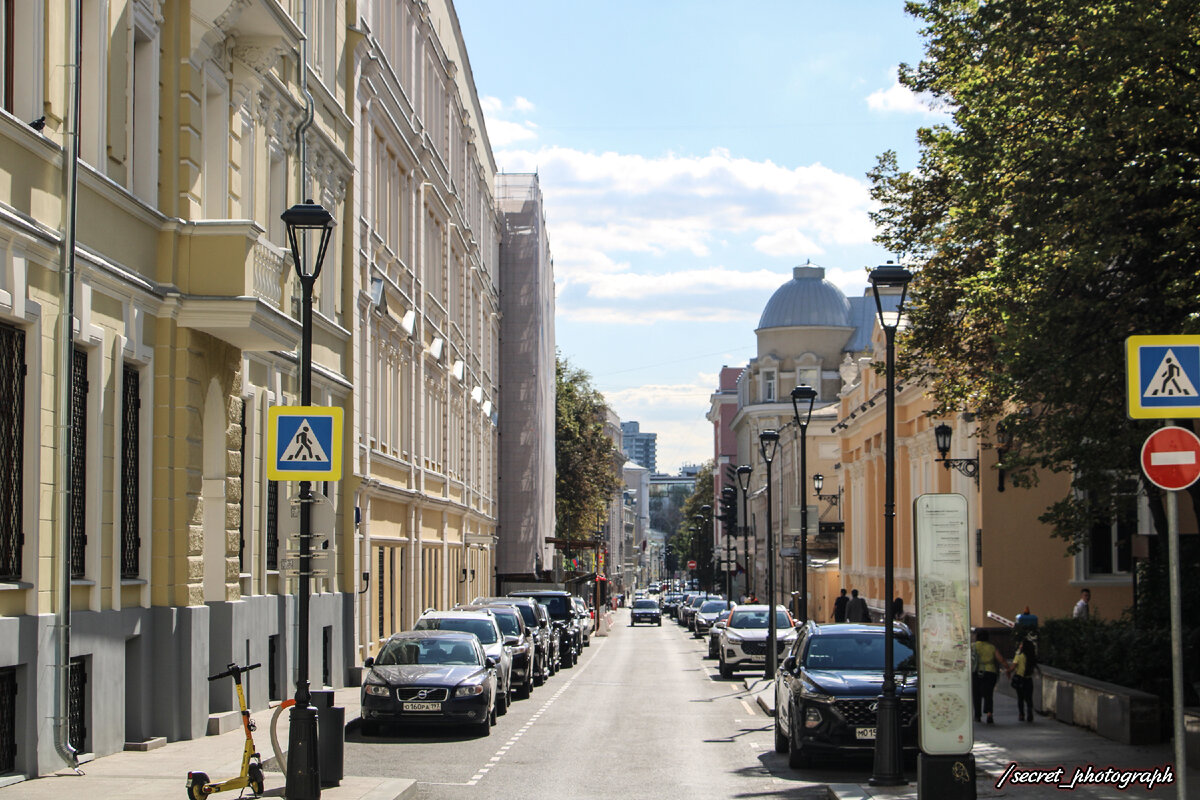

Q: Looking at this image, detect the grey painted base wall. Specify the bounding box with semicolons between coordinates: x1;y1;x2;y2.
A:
1;591;350;778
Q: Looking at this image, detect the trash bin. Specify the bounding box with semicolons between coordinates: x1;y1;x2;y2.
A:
308;690;344;787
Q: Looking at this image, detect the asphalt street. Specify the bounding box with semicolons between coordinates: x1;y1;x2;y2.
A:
341;608;838;799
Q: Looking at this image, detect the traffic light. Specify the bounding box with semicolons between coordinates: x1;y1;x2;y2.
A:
718;486;738;527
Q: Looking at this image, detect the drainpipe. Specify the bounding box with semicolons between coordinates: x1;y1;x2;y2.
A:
53;0;82;771
296;0;314;201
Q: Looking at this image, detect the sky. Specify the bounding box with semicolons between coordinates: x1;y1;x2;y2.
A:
454;1;947;474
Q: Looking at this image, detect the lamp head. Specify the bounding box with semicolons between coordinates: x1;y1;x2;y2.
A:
812;473;824;493
869;262;913;331
759;429;780;464
735;464;752;491
281;199;336;278
790;384;818;428
934;422;953;458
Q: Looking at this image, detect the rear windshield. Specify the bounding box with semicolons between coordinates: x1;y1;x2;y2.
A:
414;617;498;644
534;596;570;620
492;611;521;637
728;609;791;629
804;634;916;671
632;599;658;609
375;638;480;666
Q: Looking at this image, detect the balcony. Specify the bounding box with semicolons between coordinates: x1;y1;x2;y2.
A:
173;221;299;352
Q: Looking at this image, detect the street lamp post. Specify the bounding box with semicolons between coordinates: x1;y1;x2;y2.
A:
721;485;737;603
736;465;753;600
868;262;912;787
790;385;817;623
281;200;336;800
758;430;780;679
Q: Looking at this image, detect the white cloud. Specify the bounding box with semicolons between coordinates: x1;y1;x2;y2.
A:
754;230;824;258
486;118;538;147
513;96;535;112
866;70;949;117
558;306;757;325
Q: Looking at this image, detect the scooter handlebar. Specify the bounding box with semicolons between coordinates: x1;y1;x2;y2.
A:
208;662;262;682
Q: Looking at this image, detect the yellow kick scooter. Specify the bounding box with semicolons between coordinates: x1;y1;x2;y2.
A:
185;662;266;799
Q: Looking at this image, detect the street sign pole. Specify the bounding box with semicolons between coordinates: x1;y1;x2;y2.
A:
1166;473;1187;800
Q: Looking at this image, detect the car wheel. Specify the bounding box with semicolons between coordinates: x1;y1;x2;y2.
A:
478;708;493;737
719;655;733;680
788;706;811;769
657;619;662;626
523;669;534;698
774;715;788;754
496;683;509;715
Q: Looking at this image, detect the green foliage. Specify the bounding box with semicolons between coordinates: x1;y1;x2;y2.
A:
870;0;1200;548
555;354;623;543
670;462;716;591
1039;617;1194;705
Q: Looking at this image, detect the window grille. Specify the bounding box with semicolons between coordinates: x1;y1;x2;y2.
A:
238;400;245;573
68;657;86;753
377;547;385;639
70;351;87;579
120;367;140;579
0;324;24;581
322;626;331;688
0;668;15;774
268;635;279;701
266;480;278;571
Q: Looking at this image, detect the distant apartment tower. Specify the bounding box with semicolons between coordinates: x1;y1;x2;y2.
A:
497;174;557;581
620;421;658;472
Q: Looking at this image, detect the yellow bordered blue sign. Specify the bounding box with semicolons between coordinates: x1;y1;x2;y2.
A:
266;406;343;481
1126;336;1200;419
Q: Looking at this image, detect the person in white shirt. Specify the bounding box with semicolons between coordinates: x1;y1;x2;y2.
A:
1072;588;1090;620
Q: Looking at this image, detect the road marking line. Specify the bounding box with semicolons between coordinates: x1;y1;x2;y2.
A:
740;700;755;715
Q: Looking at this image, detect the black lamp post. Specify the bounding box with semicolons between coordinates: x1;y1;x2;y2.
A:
736;465;752;599
758;429;780;678
696;505;712;591
281;199;335;800
933;422;980;484
790;385;817;622
869;262;912;787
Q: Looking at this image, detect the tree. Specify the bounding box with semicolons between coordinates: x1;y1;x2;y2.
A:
869;0;1200;555
555;354;623;545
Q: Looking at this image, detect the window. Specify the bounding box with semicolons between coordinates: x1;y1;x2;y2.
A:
1087;489;1134;576
130;24;159;203
70;350;88;580
203;69;229;218
120;367;140;579
266;480;279;571
0;324;23;582
797;367;819;394
1;0;12;112
762;370;776;402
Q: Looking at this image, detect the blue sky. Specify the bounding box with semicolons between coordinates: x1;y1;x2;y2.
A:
455;1;945;473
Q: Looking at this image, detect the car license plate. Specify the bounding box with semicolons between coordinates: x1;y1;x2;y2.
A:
403;701;441;712
856;727;876;740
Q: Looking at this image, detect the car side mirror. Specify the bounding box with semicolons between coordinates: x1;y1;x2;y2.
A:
540;620;549;628
504;636;519;647
364;656;375;668
714;622;726;630
486;655;499;668
781;656;796;673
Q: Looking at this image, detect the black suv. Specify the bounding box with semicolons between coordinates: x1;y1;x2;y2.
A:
773;622;919;768
510;590;583;668
474;596;555;684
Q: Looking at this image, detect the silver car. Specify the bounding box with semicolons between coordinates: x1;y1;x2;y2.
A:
718;604;797;678
694;599;735;638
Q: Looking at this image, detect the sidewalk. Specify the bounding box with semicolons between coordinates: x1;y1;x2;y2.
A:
0;688;415;800
748;678;1197;799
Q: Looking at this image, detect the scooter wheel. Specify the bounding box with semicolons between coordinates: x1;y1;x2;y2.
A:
186;772;210;800
248;763;265;796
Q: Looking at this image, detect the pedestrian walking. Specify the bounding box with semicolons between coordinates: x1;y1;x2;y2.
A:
972;629;1008;724
1006;638;1038;722
1073;588;1090;620
892;596;905;622
832;588;849;623
845;589;869;623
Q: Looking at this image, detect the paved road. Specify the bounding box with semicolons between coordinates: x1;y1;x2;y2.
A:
342;608;837;799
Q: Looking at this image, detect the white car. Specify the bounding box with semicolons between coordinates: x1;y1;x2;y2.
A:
572;596;594;646
717;605;797;679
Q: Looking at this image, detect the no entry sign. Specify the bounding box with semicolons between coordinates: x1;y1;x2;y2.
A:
1141;426;1200;491
687;560;697;570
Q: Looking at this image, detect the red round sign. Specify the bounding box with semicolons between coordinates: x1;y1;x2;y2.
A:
687;560;697;570
1141;426;1200;491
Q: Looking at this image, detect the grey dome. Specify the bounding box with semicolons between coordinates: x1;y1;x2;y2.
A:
757;265;852;330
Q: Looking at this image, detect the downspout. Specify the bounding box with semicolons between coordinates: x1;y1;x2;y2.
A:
296;0;314;200
54;0;83;771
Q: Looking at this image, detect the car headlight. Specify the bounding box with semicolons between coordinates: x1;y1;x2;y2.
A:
799;684;831;701
454;684;485;697
724;632;744;643
364;684;391;697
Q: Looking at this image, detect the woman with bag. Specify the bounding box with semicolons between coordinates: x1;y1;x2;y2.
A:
1007;639;1038;722
971;629;1008;724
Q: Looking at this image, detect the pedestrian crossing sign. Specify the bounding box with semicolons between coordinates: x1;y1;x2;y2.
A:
1126;336;1200;419
267;406;343;481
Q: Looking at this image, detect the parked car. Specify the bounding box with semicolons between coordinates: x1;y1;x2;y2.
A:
360;630;497;737
458;604;535;698
674;592;698;622
630;598;662;626
414;609;514;715
717;604;798;678
474;596;555;684
708;608;733;658
661;593;685;619
572;596;594;646
694;599;735;638
509;590;583;668
774;621;919;768
682;593;722;631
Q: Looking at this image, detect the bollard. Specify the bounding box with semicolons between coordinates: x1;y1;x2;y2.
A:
309;690;344;787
